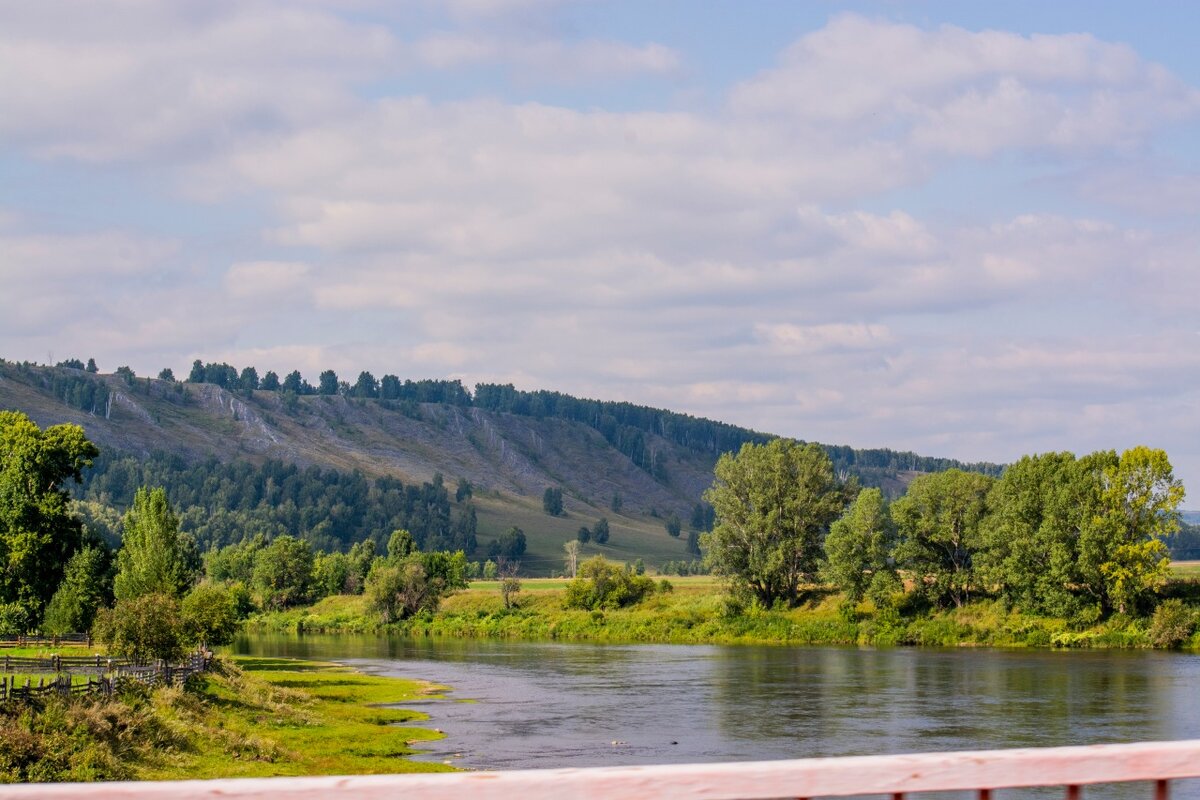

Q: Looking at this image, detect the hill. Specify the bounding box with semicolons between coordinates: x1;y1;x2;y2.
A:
0;359;1002;573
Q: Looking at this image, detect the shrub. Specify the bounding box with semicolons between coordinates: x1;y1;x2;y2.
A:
563;557;655;610
1149;599;1196;649
93;593;185;663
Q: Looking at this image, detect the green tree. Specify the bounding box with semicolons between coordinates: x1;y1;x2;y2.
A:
188;359;205;383
823;488;899;607
0;411;99;627
665;514;682;538
282;370;304;393
345;539;376;594
1083;446;1182;615
352;371;379;398
978;452;1094;616
114;487;195;601
180;583;240;647
455;478;473;503
892;469;994;609
85;358;98;374
387;528;417;561
42;545;111;635
260;370;280;391
577;526;591;544
157;367;176;382
251;535;314;610
610;493;622;513
318;370;339;395
203;535;265;585
313;551;352;597
702;439;850;607
487;527;526;560
542;487;564;516
592;517;610;544
239;366;259;392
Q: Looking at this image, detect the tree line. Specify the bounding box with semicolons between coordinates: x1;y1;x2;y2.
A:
75;453;477;555
6;358;1003;488
0;412;481;653
703;439;1187;623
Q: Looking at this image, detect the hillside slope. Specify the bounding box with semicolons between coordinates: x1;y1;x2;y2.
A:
0;360;1000;573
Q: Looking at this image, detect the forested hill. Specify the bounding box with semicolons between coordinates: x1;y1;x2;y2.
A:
0;358;1002;570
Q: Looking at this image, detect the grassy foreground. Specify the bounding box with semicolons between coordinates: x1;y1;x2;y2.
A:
0;656;453;783
246;577;1200;650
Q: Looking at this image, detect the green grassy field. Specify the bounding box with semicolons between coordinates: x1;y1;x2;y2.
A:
0;655;453;782
471;493;701;575
1171;560;1200;578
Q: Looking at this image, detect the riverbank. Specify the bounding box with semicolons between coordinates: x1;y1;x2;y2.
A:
0;656;453;782
245;579;1200;650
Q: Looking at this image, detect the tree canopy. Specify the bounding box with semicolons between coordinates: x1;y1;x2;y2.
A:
0;411;99;628
702;439;851;607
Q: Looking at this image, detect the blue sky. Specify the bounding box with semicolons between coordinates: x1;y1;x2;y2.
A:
3;0;1200;494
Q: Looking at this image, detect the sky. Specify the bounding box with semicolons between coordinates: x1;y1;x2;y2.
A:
3;1;1200;494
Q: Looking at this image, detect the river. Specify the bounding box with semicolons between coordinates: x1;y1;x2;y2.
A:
231;635;1200;796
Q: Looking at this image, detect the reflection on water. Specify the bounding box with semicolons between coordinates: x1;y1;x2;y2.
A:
229;635;1200;797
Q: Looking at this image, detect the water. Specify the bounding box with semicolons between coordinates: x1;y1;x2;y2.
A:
230;635;1200;796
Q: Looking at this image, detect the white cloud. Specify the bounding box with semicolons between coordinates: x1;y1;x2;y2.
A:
224;261;312;299
730;14;1200;156
414;34;680;78
5;7;1200;489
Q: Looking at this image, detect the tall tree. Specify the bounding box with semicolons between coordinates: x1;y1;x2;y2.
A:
1082;447;1182;614
823;488;898;607
113;487;195;601
892;469;994;609
239;366;259;392
542;487;564;516
0;411;99;629
318;370;339;395
251;535;314;610
352;371;379;398
260;370;280;391
702;439;851;607
282;370;304;393
42;545;111;634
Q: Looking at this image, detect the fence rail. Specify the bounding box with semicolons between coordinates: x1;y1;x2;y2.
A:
0;739;1197;799
0;650;212;703
0;633;91;648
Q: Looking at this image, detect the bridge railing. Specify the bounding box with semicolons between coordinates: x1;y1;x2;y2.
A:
1;739;1198;799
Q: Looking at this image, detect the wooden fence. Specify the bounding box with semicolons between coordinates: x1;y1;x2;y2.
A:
0;633;91;648
0;649;212;703
0;739;1198;799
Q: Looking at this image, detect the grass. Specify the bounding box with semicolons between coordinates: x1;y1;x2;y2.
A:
0;655;454;782
1171;560;1200;578
140;656;453;779
247;576;1200;651
471;493;699;575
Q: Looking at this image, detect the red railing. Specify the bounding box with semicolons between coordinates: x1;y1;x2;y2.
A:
0;740;1197;799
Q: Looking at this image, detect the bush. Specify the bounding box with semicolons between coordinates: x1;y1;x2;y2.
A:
563;557;655;610
93;593;186;663
1149;599;1196;648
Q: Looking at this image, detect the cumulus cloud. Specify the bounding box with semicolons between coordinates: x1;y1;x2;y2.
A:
414;33;680;78
5;6;1200;487
730;14;1200;156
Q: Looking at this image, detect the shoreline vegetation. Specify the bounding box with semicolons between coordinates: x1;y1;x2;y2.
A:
244;574;1200;651
0;655;453;783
